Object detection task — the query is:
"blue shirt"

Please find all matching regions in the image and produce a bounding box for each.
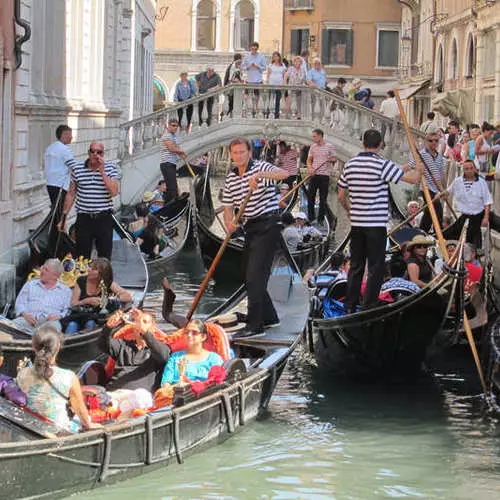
[242,53,266,83]
[307,68,327,89]
[161,350,223,385]
[174,80,197,102]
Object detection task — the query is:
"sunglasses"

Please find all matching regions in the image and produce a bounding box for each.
[89,148,104,155]
[427,139,439,143]
[413,244,428,249]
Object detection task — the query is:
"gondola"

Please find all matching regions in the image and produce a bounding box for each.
[193,173,333,279]
[0,214,149,376]
[0,242,309,500]
[484,316,500,414]
[141,193,192,271]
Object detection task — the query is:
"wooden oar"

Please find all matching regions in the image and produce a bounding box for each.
[181,157,196,179]
[186,189,254,320]
[394,89,487,394]
[279,174,311,204]
[387,193,442,238]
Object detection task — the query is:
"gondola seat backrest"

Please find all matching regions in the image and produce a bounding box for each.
[325,279,348,302]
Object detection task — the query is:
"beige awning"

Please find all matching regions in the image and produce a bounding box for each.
[398,80,431,100]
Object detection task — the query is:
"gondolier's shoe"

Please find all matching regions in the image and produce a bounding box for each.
[264,320,280,328]
[231,329,265,340]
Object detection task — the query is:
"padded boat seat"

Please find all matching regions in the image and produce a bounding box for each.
[325,279,347,301]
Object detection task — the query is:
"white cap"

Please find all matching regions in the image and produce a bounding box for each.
[295,211,308,220]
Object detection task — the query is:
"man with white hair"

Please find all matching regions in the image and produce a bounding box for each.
[13,259,72,334]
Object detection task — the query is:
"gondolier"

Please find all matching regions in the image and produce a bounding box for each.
[222,137,288,337]
[59,142,119,259]
[446,160,492,247]
[338,129,424,313]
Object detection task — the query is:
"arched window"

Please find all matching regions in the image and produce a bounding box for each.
[464,34,475,78]
[435,43,444,85]
[449,38,458,80]
[197,0,216,50]
[153,77,167,111]
[234,1,255,51]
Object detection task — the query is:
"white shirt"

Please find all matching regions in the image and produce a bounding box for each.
[448,176,492,215]
[379,98,399,119]
[44,140,74,190]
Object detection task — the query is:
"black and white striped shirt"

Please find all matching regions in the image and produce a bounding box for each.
[160,131,180,164]
[222,160,280,220]
[68,159,118,213]
[338,152,404,227]
[409,148,444,194]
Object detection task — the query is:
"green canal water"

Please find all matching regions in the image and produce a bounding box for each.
[69,248,500,500]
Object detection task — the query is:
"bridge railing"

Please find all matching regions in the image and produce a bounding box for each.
[119,84,426,164]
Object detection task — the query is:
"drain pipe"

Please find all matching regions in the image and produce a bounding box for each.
[14,0,31,70]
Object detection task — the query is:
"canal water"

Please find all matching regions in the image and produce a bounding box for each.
[70,245,500,500]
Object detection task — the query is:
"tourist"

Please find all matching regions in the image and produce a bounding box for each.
[222,137,288,337]
[434,240,458,275]
[445,121,462,163]
[136,215,162,260]
[282,212,301,251]
[44,124,74,208]
[446,160,492,247]
[475,122,496,174]
[278,183,290,210]
[16,325,101,431]
[223,53,243,116]
[284,56,307,118]
[380,254,420,294]
[360,88,374,110]
[379,90,399,141]
[65,258,132,334]
[300,49,310,74]
[267,51,286,118]
[128,203,149,237]
[152,180,167,210]
[99,309,171,393]
[160,319,223,386]
[330,77,346,99]
[306,129,337,225]
[196,65,222,126]
[14,259,72,334]
[407,200,422,227]
[307,58,327,90]
[277,141,299,187]
[160,118,186,203]
[242,42,266,115]
[329,77,347,125]
[173,71,197,129]
[295,212,322,240]
[347,78,362,101]
[406,235,435,287]
[409,132,445,232]
[462,127,480,163]
[59,142,119,260]
[337,129,424,312]
[419,112,439,135]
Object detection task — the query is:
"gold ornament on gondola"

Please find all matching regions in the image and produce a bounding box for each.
[26,254,91,288]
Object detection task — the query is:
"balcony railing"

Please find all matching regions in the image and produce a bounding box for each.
[285,0,314,10]
[396,62,433,80]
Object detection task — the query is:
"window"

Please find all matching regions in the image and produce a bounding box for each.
[291,29,309,56]
[448,38,458,80]
[234,1,254,51]
[377,26,399,68]
[464,34,475,78]
[321,27,353,66]
[196,0,216,50]
[484,30,496,77]
[435,43,444,85]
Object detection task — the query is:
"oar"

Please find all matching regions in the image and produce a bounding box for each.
[387,193,442,238]
[181,157,196,179]
[279,174,311,204]
[394,89,487,394]
[186,189,254,320]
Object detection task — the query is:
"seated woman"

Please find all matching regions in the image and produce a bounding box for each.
[16,325,101,432]
[282,212,302,251]
[136,215,161,260]
[161,319,224,386]
[406,235,435,288]
[65,258,132,334]
[380,254,420,295]
[128,203,149,238]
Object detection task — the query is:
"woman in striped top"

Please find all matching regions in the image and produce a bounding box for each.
[222,137,288,337]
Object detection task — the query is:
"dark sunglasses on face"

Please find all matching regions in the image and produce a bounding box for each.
[414,244,428,249]
[89,148,104,155]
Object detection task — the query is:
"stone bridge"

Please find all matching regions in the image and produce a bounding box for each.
[118,84,426,206]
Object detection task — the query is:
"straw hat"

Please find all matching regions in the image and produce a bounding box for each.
[407,234,435,250]
[142,191,155,203]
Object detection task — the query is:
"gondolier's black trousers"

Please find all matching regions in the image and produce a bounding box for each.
[75,211,114,260]
[455,211,485,248]
[160,162,179,203]
[419,191,443,232]
[243,215,281,333]
[307,175,330,223]
[345,226,387,312]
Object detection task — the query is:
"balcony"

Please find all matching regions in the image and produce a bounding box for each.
[395,62,433,81]
[285,0,314,11]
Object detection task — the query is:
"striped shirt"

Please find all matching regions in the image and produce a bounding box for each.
[222,160,280,220]
[278,149,298,175]
[409,148,444,194]
[68,159,118,213]
[308,143,337,175]
[338,152,404,227]
[160,131,180,164]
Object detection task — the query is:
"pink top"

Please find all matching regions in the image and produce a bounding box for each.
[278,149,298,175]
[308,143,337,175]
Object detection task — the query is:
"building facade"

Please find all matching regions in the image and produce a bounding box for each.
[154,0,284,107]
[0,0,156,305]
[283,0,402,96]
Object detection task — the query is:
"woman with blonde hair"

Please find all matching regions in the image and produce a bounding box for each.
[284,56,307,118]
